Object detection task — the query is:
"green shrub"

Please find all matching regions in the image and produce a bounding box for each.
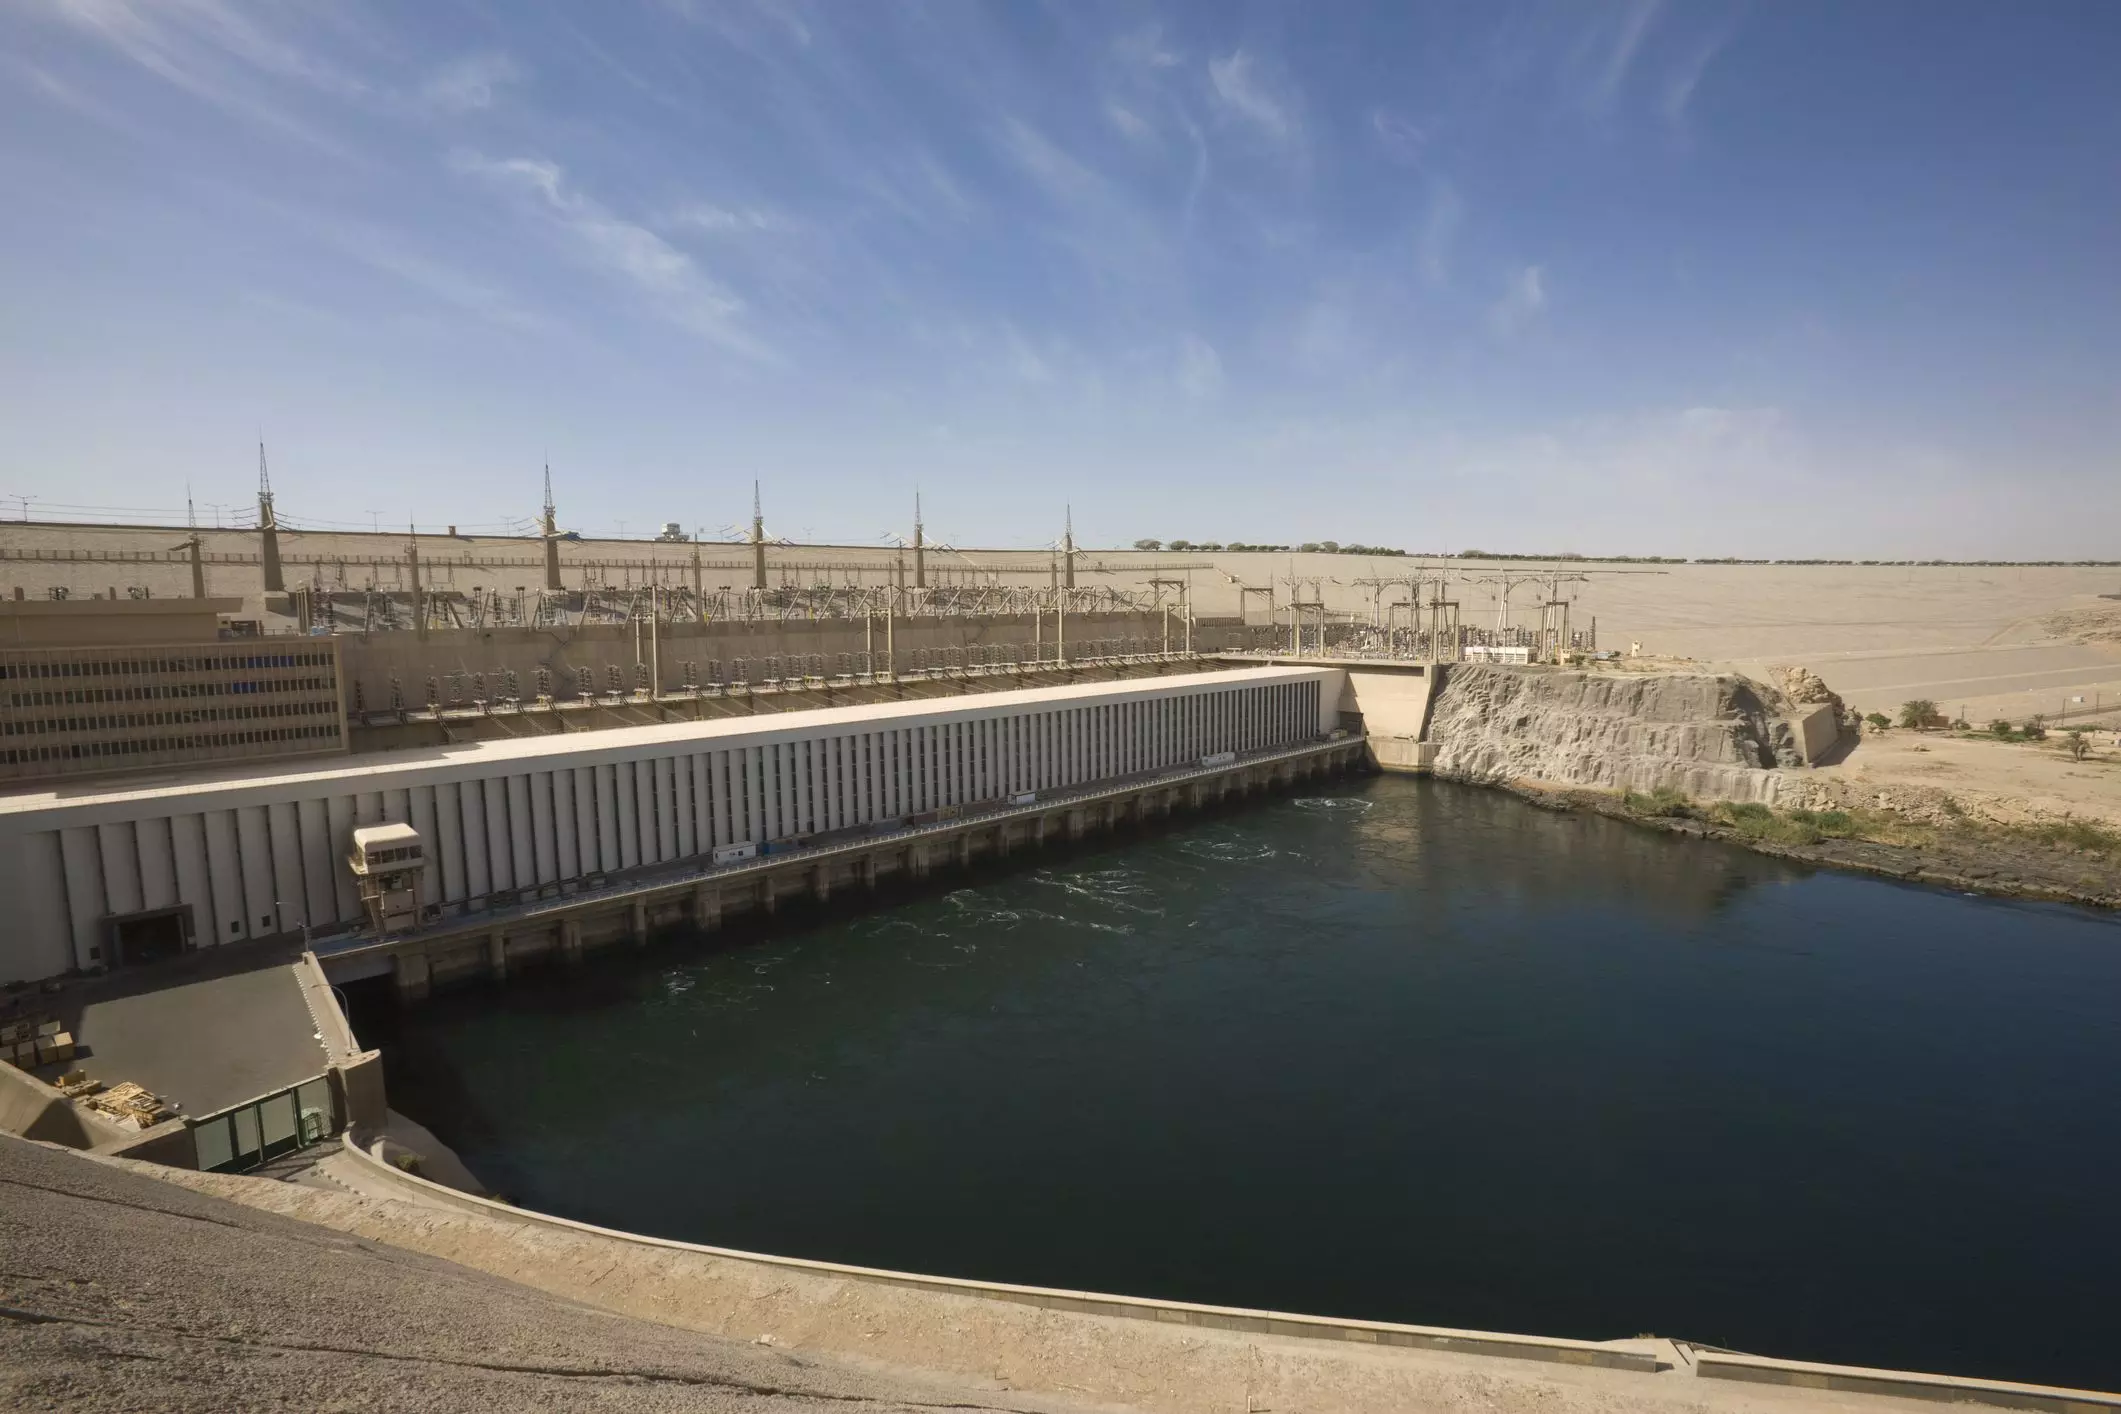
[2017,819,2121,857]
[1623,785,1694,817]
[1708,800,1823,845]
[1865,712,1891,731]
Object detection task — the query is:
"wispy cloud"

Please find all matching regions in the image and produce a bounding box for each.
[1488,264,1547,338]
[1177,334,1224,399]
[421,53,522,114]
[306,217,546,334]
[1208,49,1299,147]
[995,116,1105,205]
[1590,0,1663,113]
[663,202,784,234]
[6,54,153,140]
[1662,27,1732,127]
[1113,24,1182,71]
[452,151,773,360]
[1004,325,1055,385]
[1105,100,1155,147]
[34,0,365,152]
[1370,107,1427,165]
[990,115,1174,291]
[1417,179,1464,288]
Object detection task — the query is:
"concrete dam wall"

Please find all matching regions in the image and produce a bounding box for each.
[0,667,1341,986]
[1425,664,1807,803]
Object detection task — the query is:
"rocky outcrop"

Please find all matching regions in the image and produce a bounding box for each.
[1425,664,1802,803]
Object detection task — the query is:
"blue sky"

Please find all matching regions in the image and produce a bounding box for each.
[2,1,2116,556]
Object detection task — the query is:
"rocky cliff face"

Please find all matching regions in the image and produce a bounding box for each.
[1425,664,1802,803]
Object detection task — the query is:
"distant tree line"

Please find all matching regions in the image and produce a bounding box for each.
[1133,539,1408,556]
[1126,541,2121,567]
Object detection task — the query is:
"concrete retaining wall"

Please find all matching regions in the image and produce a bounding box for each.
[0,1061,96,1146]
[0,1058,136,1148]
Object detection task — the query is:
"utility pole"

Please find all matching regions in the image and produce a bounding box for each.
[649,584,661,699]
[691,539,704,623]
[541,464,562,591]
[1063,506,1076,589]
[172,535,205,599]
[913,490,926,590]
[408,523,425,639]
[750,482,767,592]
[257,441,284,592]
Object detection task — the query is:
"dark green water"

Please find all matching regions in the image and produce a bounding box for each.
[356,775,2121,1391]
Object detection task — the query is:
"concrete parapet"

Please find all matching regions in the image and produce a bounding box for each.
[92,1114,197,1167]
[1,1059,109,1147]
[1695,1350,2121,1412]
[328,1131,1666,1376]
[331,1049,388,1139]
[1370,736,1437,773]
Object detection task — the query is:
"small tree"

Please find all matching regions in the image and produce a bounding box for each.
[1899,699,1941,729]
[2067,731,2091,762]
[1168,539,1193,551]
[1989,719,2014,738]
[2024,715,2048,741]
[1132,538,1163,551]
[1865,711,1892,732]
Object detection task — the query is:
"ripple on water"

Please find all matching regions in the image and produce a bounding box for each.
[1177,835,1279,863]
[1292,797,1373,814]
[1028,867,1166,915]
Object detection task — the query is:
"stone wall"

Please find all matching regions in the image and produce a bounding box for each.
[1425,664,1803,803]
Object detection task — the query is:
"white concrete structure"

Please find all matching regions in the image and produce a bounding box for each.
[0,667,1341,984]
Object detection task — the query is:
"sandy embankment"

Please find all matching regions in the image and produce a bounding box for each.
[1791,727,2121,831]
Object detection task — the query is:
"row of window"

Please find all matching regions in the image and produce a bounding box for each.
[4,699,341,737]
[0,722,341,766]
[8,676,335,708]
[0,651,333,680]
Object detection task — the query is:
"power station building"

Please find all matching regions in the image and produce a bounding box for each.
[0,666,1342,984]
[0,598,348,785]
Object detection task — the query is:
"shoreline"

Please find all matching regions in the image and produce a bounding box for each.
[1484,777,2121,913]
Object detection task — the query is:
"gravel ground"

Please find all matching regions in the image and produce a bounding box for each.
[0,1135,1077,1414]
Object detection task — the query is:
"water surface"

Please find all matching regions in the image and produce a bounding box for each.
[359,775,2121,1390]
